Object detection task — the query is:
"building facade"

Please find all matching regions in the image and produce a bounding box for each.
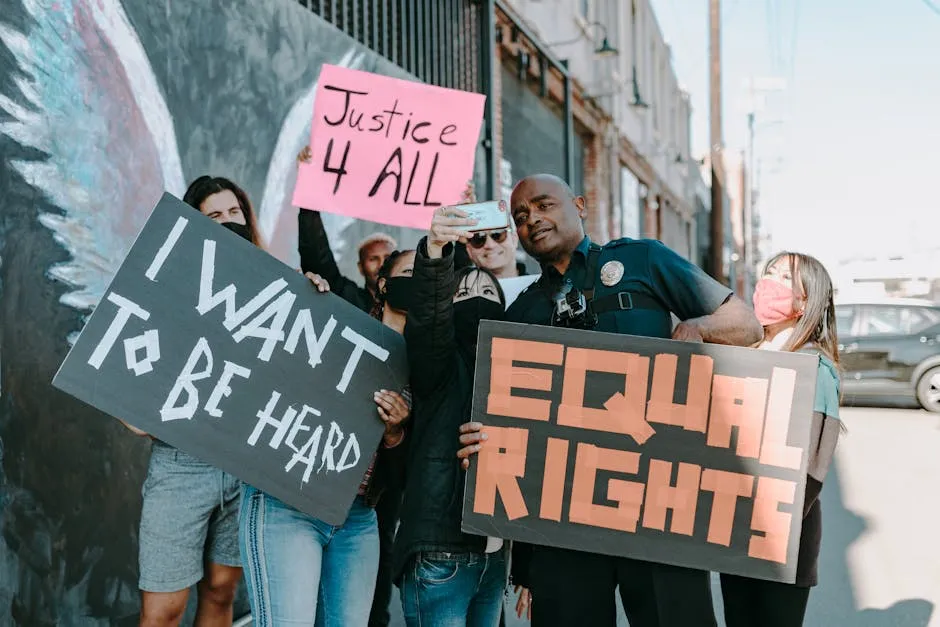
[503,0,698,257]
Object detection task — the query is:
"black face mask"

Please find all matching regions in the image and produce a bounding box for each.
[453,297,505,348]
[384,276,416,312]
[221,221,252,242]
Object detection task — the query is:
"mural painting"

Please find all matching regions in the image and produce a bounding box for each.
[0,0,442,622]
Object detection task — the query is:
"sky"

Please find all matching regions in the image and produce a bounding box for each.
[649,0,940,271]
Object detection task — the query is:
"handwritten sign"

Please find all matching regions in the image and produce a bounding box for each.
[53,194,409,526]
[461,321,819,584]
[292,64,485,229]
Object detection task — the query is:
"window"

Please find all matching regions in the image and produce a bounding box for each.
[856,305,940,337]
[858,306,903,337]
[903,306,940,334]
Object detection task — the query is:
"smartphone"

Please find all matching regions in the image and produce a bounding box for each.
[461,200,511,232]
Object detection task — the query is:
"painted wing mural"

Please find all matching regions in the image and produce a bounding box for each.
[0,0,373,622]
[0,0,184,319]
[0,0,367,331]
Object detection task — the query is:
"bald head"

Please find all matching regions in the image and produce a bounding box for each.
[512,174,576,201]
[509,173,587,265]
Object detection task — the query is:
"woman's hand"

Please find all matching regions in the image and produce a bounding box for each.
[304,271,330,293]
[515,585,532,620]
[374,389,410,447]
[297,145,312,164]
[456,421,487,469]
[428,205,476,259]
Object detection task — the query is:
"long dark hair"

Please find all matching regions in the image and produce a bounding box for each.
[370,249,412,320]
[763,251,840,366]
[183,176,263,247]
[454,266,506,307]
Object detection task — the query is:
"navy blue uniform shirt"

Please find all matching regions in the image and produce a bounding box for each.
[506,236,733,336]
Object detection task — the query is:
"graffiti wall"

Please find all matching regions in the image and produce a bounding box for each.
[0,0,469,623]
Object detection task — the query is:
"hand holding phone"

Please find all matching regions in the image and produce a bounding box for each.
[460,200,510,232]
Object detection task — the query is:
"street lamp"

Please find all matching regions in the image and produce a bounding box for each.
[594,36,619,57]
[546,22,620,58]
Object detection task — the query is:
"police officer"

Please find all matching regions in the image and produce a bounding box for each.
[459,173,763,627]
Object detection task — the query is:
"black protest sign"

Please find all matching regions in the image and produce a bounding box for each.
[292,63,486,229]
[461,321,819,584]
[53,193,408,526]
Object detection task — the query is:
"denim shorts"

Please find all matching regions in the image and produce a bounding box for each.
[138,441,242,592]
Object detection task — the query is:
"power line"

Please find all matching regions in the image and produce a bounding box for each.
[922,0,940,16]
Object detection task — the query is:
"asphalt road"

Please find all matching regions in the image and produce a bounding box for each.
[384,405,940,627]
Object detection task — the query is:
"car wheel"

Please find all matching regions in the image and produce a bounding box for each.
[915,366,940,413]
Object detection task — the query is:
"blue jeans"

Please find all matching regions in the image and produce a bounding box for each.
[401,550,508,627]
[239,484,379,626]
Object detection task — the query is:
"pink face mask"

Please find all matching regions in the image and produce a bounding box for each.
[753,278,801,326]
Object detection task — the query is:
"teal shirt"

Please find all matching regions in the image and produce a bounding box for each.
[813,355,841,419]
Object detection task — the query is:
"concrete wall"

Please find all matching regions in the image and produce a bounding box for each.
[0,0,439,623]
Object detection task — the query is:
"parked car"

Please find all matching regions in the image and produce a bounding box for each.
[835,298,940,412]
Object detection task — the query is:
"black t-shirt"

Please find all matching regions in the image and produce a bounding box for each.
[506,236,732,336]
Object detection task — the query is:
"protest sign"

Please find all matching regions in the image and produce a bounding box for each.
[461,321,819,584]
[53,193,408,526]
[292,64,485,229]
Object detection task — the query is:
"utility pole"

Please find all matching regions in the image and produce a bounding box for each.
[739,149,748,296]
[708,0,724,284]
[744,110,755,292]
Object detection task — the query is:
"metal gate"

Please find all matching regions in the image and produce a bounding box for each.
[295,0,484,93]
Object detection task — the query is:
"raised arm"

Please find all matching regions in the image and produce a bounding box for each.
[295,145,363,305]
[297,208,360,299]
[404,238,459,397]
[404,206,477,397]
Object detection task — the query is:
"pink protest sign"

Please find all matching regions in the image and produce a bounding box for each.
[292,64,486,229]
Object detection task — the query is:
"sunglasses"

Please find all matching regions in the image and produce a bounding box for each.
[468,229,509,249]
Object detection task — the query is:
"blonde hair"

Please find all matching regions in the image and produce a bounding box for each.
[357,232,397,261]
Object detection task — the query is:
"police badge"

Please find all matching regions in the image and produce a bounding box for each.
[599,260,625,286]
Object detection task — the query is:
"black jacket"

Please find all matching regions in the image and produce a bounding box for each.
[363,422,410,509]
[297,209,405,508]
[298,209,374,313]
[391,239,486,581]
